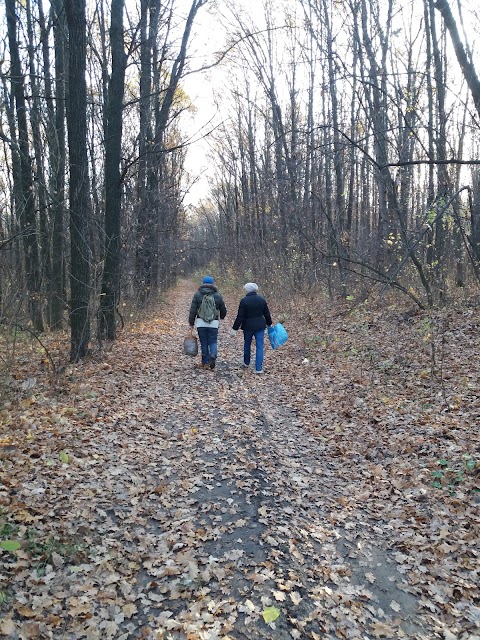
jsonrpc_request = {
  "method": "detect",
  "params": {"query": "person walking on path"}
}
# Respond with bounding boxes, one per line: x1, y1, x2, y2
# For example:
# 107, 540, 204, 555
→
189, 276, 227, 370
230, 282, 272, 374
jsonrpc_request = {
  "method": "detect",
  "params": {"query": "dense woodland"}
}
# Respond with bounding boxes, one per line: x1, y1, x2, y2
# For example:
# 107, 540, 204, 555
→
0, 3, 479, 637
1, 0, 480, 362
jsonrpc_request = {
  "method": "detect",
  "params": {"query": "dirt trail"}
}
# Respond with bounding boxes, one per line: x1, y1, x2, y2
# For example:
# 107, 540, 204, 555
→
1, 279, 478, 639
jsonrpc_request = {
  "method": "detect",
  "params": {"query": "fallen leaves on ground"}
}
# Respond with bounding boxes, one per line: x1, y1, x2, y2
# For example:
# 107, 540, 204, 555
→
0, 281, 478, 639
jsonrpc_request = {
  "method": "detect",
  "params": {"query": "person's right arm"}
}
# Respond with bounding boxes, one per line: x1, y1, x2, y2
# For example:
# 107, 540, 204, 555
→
232, 299, 245, 331
188, 294, 199, 326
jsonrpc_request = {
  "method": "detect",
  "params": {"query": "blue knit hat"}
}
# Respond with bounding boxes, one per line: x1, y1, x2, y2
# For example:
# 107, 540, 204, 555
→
203, 275, 214, 284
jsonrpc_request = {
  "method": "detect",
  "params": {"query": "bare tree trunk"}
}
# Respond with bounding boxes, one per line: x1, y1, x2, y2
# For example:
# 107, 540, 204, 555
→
424, 0, 436, 269
471, 170, 480, 261
155, 1, 208, 136
99, 0, 127, 340
39, 0, 63, 328
246, 93, 263, 253
1, 75, 23, 283
65, 0, 91, 361
136, 0, 207, 301
322, 0, 347, 294
358, 0, 396, 267
26, 0, 50, 305
429, 0, 450, 301
135, 0, 158, 301
303, 23, 315, 268
50, 0, 67, 329
346, 32, 359, 260
453, 99, 468, 287
6, 0, 44, 332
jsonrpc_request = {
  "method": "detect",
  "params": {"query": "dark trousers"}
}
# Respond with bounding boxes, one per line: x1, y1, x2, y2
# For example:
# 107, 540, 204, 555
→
197, 327, 218, 365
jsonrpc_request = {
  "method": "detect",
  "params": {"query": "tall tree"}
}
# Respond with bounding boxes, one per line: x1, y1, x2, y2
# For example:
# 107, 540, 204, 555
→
435, 0, 480, 277
6, 0, 44, 332
26, 0, 49, 298
435, 0, 480, 121
65, 0, 92, 361
99, 0, 127, 340
428, 0, 450, 299
135, 0, 207, 300
49, 0, 67, 329
135, 0, 160, 300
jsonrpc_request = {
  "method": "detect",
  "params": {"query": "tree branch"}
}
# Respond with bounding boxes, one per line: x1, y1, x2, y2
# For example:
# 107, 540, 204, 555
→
434, 0, 480, 121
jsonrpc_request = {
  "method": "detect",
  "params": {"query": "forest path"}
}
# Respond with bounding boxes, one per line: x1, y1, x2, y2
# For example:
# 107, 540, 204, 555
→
1, 279, 478, 639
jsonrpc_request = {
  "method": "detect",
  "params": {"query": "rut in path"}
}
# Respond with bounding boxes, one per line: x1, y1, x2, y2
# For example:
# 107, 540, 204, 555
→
1, 279, 460, 639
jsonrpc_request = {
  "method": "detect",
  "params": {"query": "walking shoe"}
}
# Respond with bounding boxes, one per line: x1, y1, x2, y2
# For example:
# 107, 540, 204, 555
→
209, 356, 217, 370
241, 362, 249, 368
255, 369, 264, 374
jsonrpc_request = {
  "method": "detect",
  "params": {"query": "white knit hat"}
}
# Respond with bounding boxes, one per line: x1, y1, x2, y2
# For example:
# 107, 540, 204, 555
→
244, 282, 258, 293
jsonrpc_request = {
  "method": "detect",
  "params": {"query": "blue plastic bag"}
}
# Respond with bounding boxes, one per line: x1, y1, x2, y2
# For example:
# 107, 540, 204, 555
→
268, 323, 288, 349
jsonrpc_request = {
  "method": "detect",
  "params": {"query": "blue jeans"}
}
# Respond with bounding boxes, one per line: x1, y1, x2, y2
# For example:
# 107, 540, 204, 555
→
197, 327, 218, 365
243, 329, 265, 372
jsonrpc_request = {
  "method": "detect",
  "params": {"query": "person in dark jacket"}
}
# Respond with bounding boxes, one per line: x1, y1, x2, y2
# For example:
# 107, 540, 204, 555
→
230, 282, 272, 374
189, 276, 227, 370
